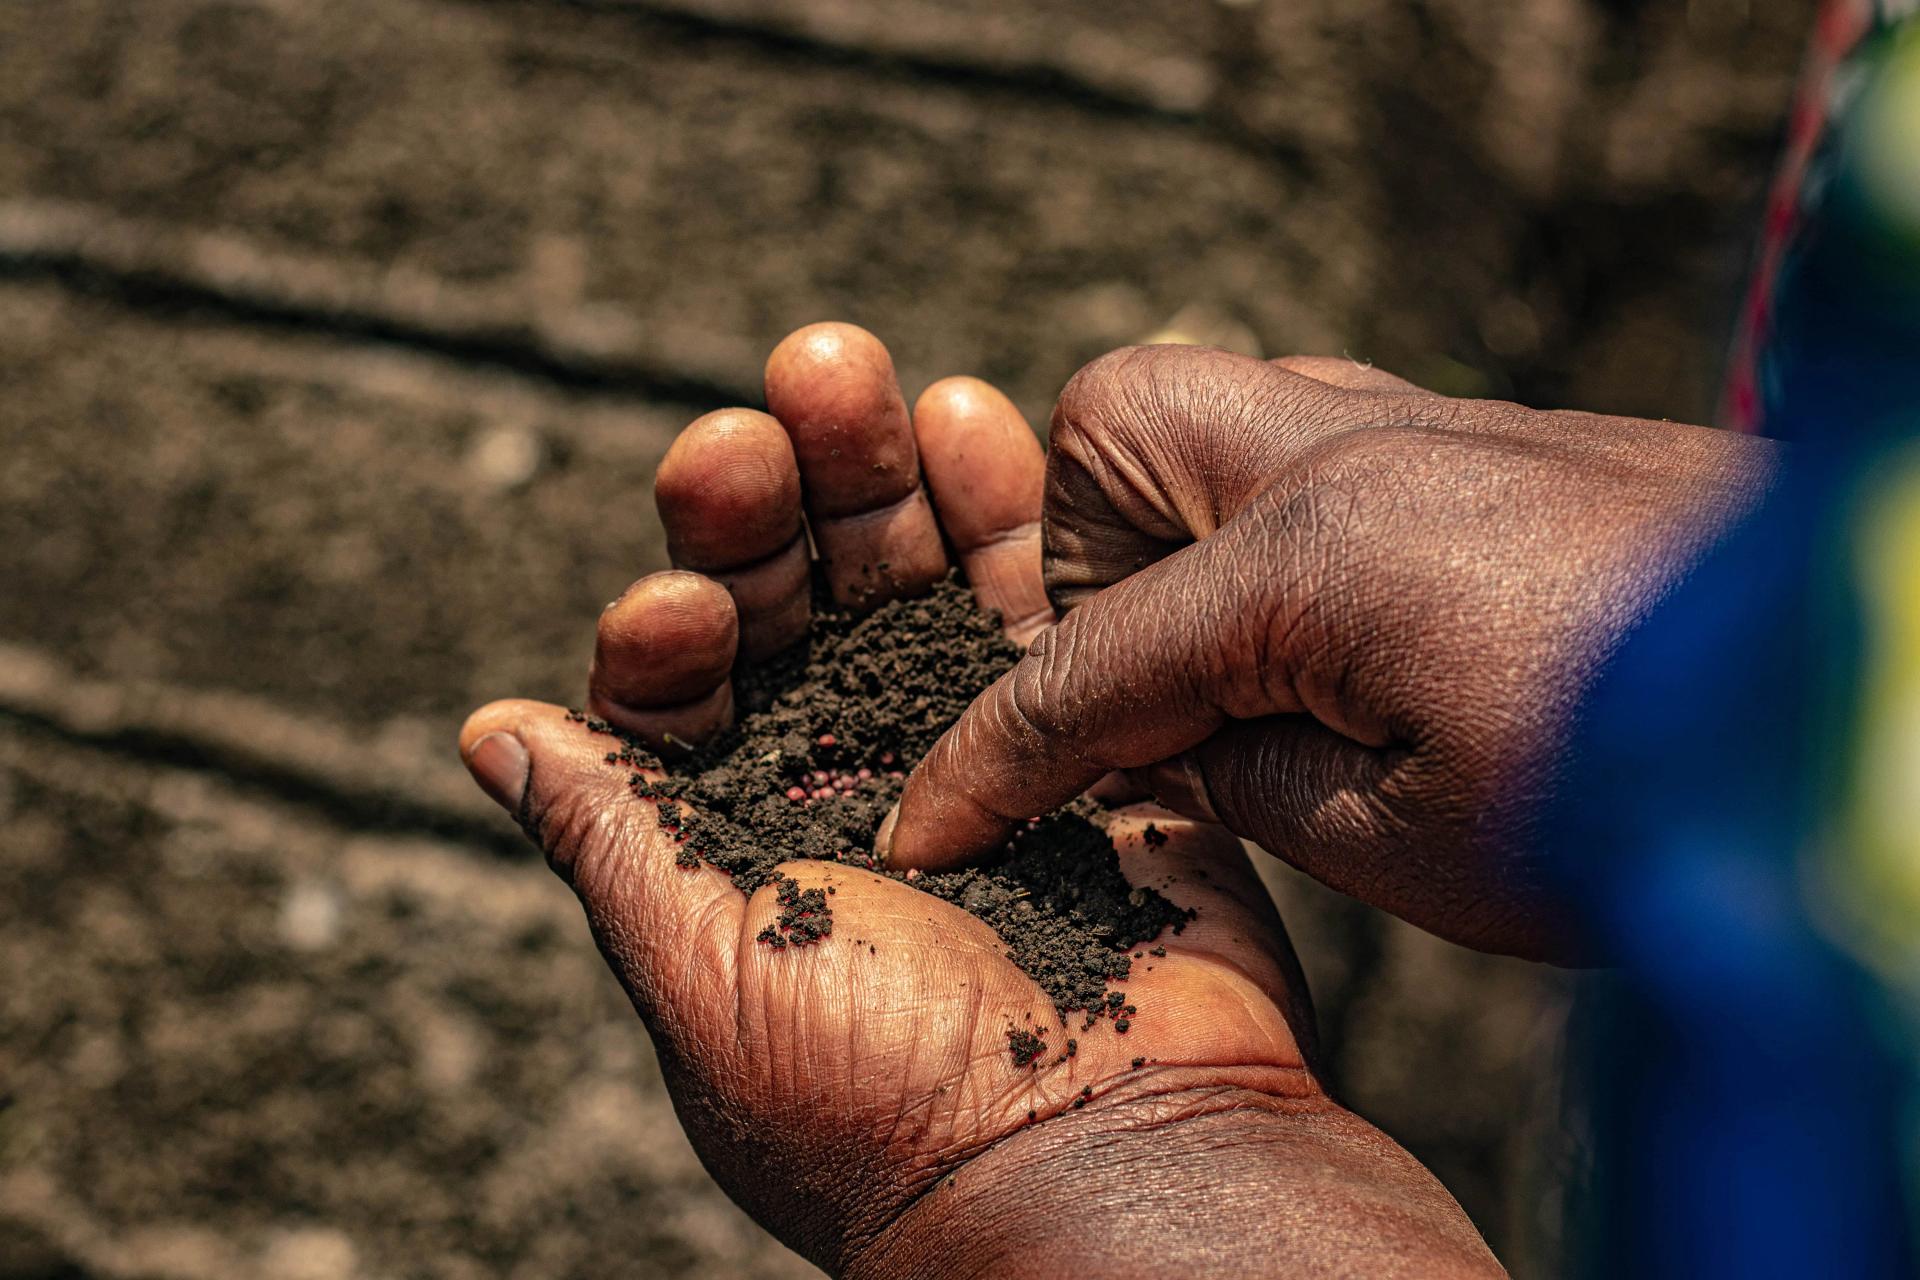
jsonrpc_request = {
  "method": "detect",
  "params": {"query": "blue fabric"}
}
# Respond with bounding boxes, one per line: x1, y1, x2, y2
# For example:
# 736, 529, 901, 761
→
1551, 14, 1920, 1275
1556, 467, 1913, 1278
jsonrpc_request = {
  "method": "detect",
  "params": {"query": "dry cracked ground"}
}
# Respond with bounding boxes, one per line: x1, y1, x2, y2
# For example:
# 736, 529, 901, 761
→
0, 1, 1811, 1277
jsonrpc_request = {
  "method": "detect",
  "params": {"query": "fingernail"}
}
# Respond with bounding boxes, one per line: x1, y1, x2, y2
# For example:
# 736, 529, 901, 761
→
873, 803, 900, 866
1143, 752, 1219, 823
466, 731, 530, 814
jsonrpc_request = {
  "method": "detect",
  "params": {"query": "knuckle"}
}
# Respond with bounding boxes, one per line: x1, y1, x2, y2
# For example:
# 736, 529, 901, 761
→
1004, 606, 1122, 757
531, 779, 652, 892
1021, 620, 1059, 662
1057, 343, 1369, 516
1243, 365, 1356, 442
1006, 596, 1168, 764
1006, 631, 1077, 745
1269, 353, 1348, 380
1049, 346, 1240, 547
1053, 345, 1153, 428
1232, 444, 1397, 692
1273, 427, 1405, 519
1052, 344, 1213, 449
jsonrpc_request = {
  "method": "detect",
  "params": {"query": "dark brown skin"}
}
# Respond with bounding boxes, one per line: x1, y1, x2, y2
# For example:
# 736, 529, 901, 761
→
460, 324, 1504, 1278
885, 344, 1780, 961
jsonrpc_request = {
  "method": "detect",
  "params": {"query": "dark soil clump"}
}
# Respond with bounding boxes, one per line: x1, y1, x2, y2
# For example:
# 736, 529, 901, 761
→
917, 808, 1186, 1017
1006, 1027, 1048, 1069
755, 877, 833, 949
605, 576, 1191, 1021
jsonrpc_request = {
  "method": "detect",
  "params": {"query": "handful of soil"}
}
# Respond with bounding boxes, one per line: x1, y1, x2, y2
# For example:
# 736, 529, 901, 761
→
584, 576, 1191, 1031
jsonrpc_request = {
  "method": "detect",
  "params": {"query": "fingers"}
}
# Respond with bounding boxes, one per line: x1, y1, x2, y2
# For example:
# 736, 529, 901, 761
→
1041, 345, 1363, 612
1041, 346, 1444, 613
764, 323, 949, 609
654, 409, 810, 662
589, 570, 738, 748
886, 530, 1298, 871
912, 376, 1052, 643
458, 699, 744, 1026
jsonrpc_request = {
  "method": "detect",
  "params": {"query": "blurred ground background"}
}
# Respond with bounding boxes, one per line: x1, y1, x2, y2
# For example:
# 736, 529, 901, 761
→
0, 1, 1814, 1276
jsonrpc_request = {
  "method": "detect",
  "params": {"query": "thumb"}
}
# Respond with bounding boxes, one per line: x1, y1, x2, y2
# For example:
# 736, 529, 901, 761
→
885, 523, 1302, 870
458, 699, 745, 1022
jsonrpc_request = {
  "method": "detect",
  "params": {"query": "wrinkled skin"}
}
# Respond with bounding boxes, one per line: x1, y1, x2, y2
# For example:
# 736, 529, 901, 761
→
888, 345, 1780, 960
460, 326, 1501, 1277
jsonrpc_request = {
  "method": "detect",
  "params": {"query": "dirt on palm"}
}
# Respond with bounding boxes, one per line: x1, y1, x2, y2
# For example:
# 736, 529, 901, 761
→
597, 575, 1191, 1024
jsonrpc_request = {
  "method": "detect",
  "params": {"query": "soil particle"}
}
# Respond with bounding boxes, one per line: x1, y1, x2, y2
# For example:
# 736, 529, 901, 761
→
596, 576, 1192, 1026
1007, 1026, 1048, 1069
754, 875, 833, 949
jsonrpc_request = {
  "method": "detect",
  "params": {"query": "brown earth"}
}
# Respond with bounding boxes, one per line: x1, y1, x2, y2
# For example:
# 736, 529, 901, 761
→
0, 1, 1810, 1276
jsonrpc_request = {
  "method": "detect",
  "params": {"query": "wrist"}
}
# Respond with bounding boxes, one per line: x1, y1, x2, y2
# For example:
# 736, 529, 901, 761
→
844, 1068, 1503, 1280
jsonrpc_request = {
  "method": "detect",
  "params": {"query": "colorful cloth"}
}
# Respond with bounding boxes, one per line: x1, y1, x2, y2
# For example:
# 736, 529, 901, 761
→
1725, 0, 1920, 439
1560, 4, 1920, 1274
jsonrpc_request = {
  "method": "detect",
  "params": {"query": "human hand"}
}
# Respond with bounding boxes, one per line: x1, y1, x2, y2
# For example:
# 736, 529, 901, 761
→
885, 345, 1780, 961
459, 326, 1500, 1277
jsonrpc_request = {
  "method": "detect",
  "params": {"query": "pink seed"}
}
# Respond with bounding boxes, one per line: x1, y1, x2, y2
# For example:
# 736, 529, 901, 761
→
812, 787, 834, 800
785, 786, 807, 802
880, 752, 895, 765
856, 768, 872, 781
817, 733, 837, 747
887, 770, 904, 780
810, 771, 829, 785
